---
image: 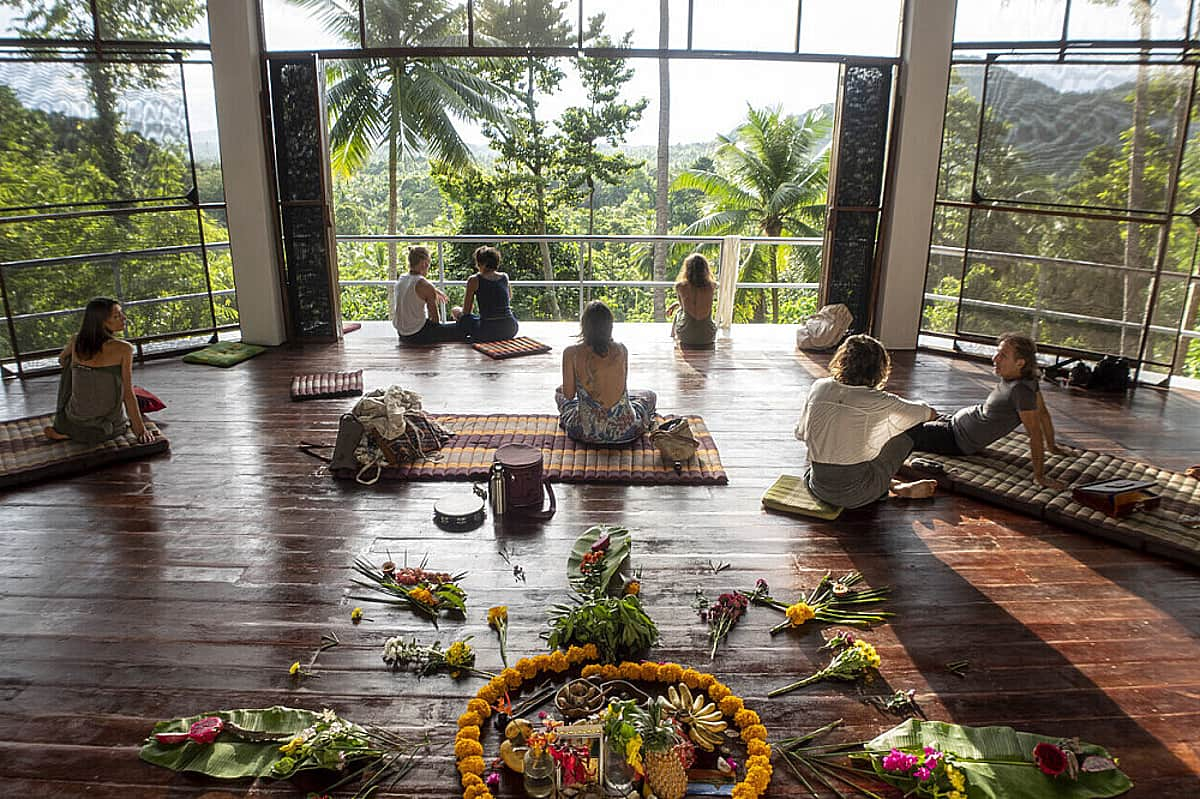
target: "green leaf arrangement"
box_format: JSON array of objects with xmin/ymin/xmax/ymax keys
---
[
  {"xmin": 744, "ymin": 570, "xmax": 892, "ymax": 633},
  {"xmin": 567, "ymin": 524, "xmax": 632, "ymax": 595},
  {"xmin": 775, "ymin": 718, "xmax": 1132, "ymax": 799},
  {"xmin": 546, "ymin": 589, "xmax": 659, "ymax": 664},
  {"xmin": 140, "ymin": 706, "xmax": 428, "ymax": 797},
  {"xmin": 349, "ymin": 555, "xmax": 468, "ymax": 627}
]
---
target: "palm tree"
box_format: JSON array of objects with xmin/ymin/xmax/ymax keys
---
[
  {"xmin": 673, "ymin": 105, "xmax": 829, "ymax": 323},
  {"xmin": 291, "ymin": 0, "xmax": 508, "ymax": 291}
]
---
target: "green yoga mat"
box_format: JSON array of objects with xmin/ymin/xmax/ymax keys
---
[
  {"xmin": 762, "ymin": 474, "xmax": 843, "ymax": 520},
  {"xmin": 182, "ymin": 341, "xmax": 266, "ymax": 368}
]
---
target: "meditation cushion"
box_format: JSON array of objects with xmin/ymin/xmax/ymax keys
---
[
  {"xmin": 182, "ymin": 341, "xmax": 266, "ymax": 368},
  {"xmin": 471, "ymin": 337, "xmax": 552, "ymax": 360},
  {"xmin": 762, "ymin": 474, "xmax": 843, "ymax": 520},
  {"xmin": 290, "ymin": 370, "xmax": 364, "ymax": 401},
  {"xmin": 133, "ymin": 386, "xmax": 165, "ymax": 413},
  {"xmin": 0, "ymin": 414, "xmax": 169, "ymax": 489}
]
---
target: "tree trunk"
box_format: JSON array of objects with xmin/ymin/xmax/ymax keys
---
[
  {"xmin": 765, "ymin": 222, "xmax": 783, "ymax": 323},
  {"xmin": 84, "ymin": 61, "xmax": 132, "ymax": 201},
  {"xmin": 386, "ymin": 64, "xmax": 402, "ymax": 317},
  {"xmin": 526, "ymin": 57, "xmax": 560, "ymax": 319},
  {"xmin": 1121, "ymin": 2, "xmax": 1152, "ymax": 356},
  {"xmin": 653, "ymin": 0, "xmax": 670, "ymax": 322}
]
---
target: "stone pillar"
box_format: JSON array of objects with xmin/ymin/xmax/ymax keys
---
[
  {"xmin": 208, "ymin": 0, "xmax": 287, "ymax": 345},
  {"xmin": 873, "ymin": 0, "xmax": 956, "ymax": 349}
]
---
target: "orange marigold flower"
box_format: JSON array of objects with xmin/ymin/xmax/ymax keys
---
[
  {"xmin": 681, "ymin": 668, "xmax": 703, "ymax": 689},
  {"xmin": 581, "ymin": 663, "xmax": 602, "ymax": 678},
  {"xmin": 740, "ymin": 723, "xmax": 768, "ymax": 742},
  {"xmin": 457, "ymin": 711, "xmax": 482, "ymax": 729},
  {"xmin": 734, "ymin": 709, "xmax": 761, "ymax": 728},
  {"xmin": 618, "ymin": 662, "xmax": 641, "ymax": 680},
  {"xmin": 455, "ymin": 738, "xmax": 484, "ymax": 758},
  {"xmin": 565, "ymin": 645, "xmax": 587, "ymax": 664},
  {"xmin": 516, "ymin": 659, "xmax": 539, "ymax": 680},
  {"xmin": 580, "ymin": 643, "xmax": 599, "ymax": 660},
  {"xmin": 719, "ymin": 695, "xmax": 744, "ymax": 716},
  {"xmin": 747, "ymin": 755, "xmax": 771, "ymax": 772},
  {"xmin": 708, "ymin": 682, "xmax": 731, "ymax": 702},
  {"xmin": 548, "ymin": 651, "xmax": 569, "ymax": 673},
  {"xmin": 532, "ymin": 654, "xmax": 553, "ymax": 669},
  {"xmin": 461, "ymin": 772, "xmax": 484, "ymax": 789},
  {"xmin": 457, "ymin": 726, "xmax": 480, "ymax": 741},
  {"xmin": 731, "ymin": 783, "xmax": 758, "ymax": 799},
  {"xmin": 746, "ymin": 738, "xmax": 770, "ymax": 757},
  {"xmin": 501, "ymin": 668, "xmax": 523, "ymax": 690},
  {"xmin": 696, "ymin": 672, "xmax": 716, "ymax": 690},
  {"xmin": 467, "ymin": 698, "xmax": 490, "ymax": 716},
  {"xmin": 639, "ymin": 662, "xmax": 660, "ymax": 682},
  {"xmin": 659, "ymin": 663, "xmax": 684, "ymax": 682},
  {"xmin": 457, "ymin": 755, "xmax": 486, "ymax": 775},
  {"xmin": 748, "ymin": 767, "xmax": 771, "ymax": 792}
]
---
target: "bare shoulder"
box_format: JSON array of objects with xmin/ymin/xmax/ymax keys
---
[{"xmin": 562, "ymin": 343, "xmax": 581, "ymax": 359}]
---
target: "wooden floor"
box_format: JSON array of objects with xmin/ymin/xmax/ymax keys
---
[{"xmin": 2, "ymin": 321, "xmax": 1199, "ymax": 798}]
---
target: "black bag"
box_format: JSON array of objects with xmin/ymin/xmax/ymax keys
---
[{"xmin": 1088, "ymin": 355, "xmax": 1132, "ymax": 392}]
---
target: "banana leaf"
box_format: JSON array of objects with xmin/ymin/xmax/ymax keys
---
[
  {"xmin": 141, "ymin": 707, "xmax": 339, "ymax": 779},
  {"xmin": 567, "ymin": 525, "xmax": 631, "ymax": 595},
  {"xmin": 863, "ymin": 719, "xmax": 1132, "ymax": 798}
]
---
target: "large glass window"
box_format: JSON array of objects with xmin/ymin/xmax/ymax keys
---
[
  {"xmin": 922, "ymin": 0, "xmax": 1200, "ymax": 385},
  {"xmin": 0, "ymin": 1, "xmax": 233, "ymax": 375}
]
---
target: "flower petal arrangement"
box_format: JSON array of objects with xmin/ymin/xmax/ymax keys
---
[
  {"xmin": 350, "ymin": 555, "xmax": 468, "ymax": 626},
  {"xmin": 745, "ymin": 571, "xmax": 893, "ymax": 634},
  {"xmin": 454, "ymin": 648, "xmax": 773, "ymax": 799},
  {"xmin": 777, "ymin": 718, "xmax": 1132, "ymax": 799},
  {"xmin": 768, "ymin": 634, "xmax": 882, "ymax": 697}
]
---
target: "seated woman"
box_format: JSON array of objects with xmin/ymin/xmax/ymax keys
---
[
  {"xmin": 906, "ymin": 332, "xmax": 1065, "ymax": 489},
  {"xmin": 454, "ymin": 245, "xmax": 519, "ymax": 342},
  {"xmin": 556, "ymin": 300, "xmax": 657, "ymax": 444},
  {"xmin": 667, "ymin": 253, "xmax": 717, "ymax": 349},
  {"xmin": 44, "ymin": 297, "xmax": 155, "ymax": 446},
  {"xmin": 795, "ymin": 334, "xmax": 937, "ymax": 508}
]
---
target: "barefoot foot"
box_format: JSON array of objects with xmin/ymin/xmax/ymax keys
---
[
  {"xmin": 43, "ymin": 426, "xmax": 68, "ymax": 441},
  {"xmin": 892, "ymin": 479, "xmax": 937, "ymax": 499}
]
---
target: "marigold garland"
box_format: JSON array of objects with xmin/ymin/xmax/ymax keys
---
[{"xmin": 454, "ymin": 646, "xmax": 772, "ymax": 799}]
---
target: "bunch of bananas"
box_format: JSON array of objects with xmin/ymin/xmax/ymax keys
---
[{"xmin": 663, "ymin": 682, "xmax": 727, "ymax": 751}]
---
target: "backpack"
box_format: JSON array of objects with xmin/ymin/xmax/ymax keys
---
[{"xmin": 1088, "ymin": 356, "xmax": 1132, "ymax": 392}]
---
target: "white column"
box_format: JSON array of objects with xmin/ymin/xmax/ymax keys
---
[
  {"xmin": 208, "ymin": 0, "xmax": 287, "ymax": 345},
  {"xmin": 873, "ymin": 0, "xmax": 956, "ymax": 349}
]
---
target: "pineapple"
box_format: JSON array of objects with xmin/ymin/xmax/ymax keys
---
[{"xmin": 640, "ymin": 699, "xmax": 687, "ymax": 799}]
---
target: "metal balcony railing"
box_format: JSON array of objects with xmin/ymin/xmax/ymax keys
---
[{"xmin": 335, "ymin": 233, "xmax": 823, "ymax": 319}]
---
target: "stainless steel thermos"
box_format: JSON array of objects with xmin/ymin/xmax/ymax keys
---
[{"xmin": 488, "ymin": 462, "xmax": 507, "ymax": 516}]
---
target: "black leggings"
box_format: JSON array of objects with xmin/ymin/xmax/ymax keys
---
[
  {"xmin": 398, "ymin": 319, "xmax": 467, "ymax": 345},
  {"xmin": 905, "ymin": 415, "xmax": 964, "ymax": 455}
]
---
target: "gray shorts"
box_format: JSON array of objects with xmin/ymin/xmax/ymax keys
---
[{"xmin": 804, "ymin": 434, "xmax": 914, "ymax": 509}]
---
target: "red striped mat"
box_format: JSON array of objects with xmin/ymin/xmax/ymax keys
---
[
  {"xmin": 471, "ymin": 337, "xmax": 552, "ymax": 359},
  {"xmin": 1, "ymin": 414, "xmax": 168, "ymax": 489},
  {"xmin": 290, "ymin": 370, "xmax": 364, "ymax": 401},
  {"xmin": 345, "ymin": 413, "xmax": 727, "ymax": 485}
]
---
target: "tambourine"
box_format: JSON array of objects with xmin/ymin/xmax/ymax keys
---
[{"xmin": 433, "ymin": 490, "xmax": 486, "ymax": 532}]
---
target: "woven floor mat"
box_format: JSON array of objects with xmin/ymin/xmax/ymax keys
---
[
  {"xmin": 471, "ymin": 337, "xmax": 552, "ymax": 359},
  {"xmin": 290, "ymin": 370, "xmax": 364, "ymax": 401},
  {"xmin": 0, "ymin": 414, "xmax": 169, "ymax": 489},
  {"xmin": 357, "ymin": 413, "xmax": 726, "ymax": 485},
  {"xmin": 902, "ymin": 432, "xmax": 1200, "ymax": 566}
]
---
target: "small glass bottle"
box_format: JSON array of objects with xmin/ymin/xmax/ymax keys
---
[
  {"xmin": 523, "ymin": 746, "xmax": 555, "ymax": 798},
  {"xmin": 602, "ymin": 741, "xmax": 635, "ymax": 795}
]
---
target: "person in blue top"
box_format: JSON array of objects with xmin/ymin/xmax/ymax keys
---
[
  {"xmin": 906, "ymin": 332, "xmax": 1065, "ymax": 489},
  {"xmin": 453, "ymin": 246, "xmax": 519, "ymax": 342}
]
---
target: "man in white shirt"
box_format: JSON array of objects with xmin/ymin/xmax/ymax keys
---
[
  {"xmin": 392, "ymin": 246, "xmax": 466, "ymax": 345},
  {"xmin": 795, "ymin": 335, "xmax": 937, "ymax": 507}
]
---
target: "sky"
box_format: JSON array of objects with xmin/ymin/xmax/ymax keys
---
[{"xmin": 1, "ymin": 0, "xmax": 1194, "ymax": 154}]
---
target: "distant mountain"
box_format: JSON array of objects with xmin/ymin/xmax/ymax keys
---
[{"xmin": 955, "ymin": 66, "xmax": 1173, "ymax": 181}]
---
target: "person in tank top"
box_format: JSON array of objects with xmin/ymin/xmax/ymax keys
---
[
  {"xmin": 392, "ymin": 246, "xmax": 467, "ymax": 345},
  {"xmin": 44, "ymin": 297, "xmax": 155, "ymax": 446},
  {"xmin": 454, "ymin": 246, "xmax": 519, "ymax": 343}
]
